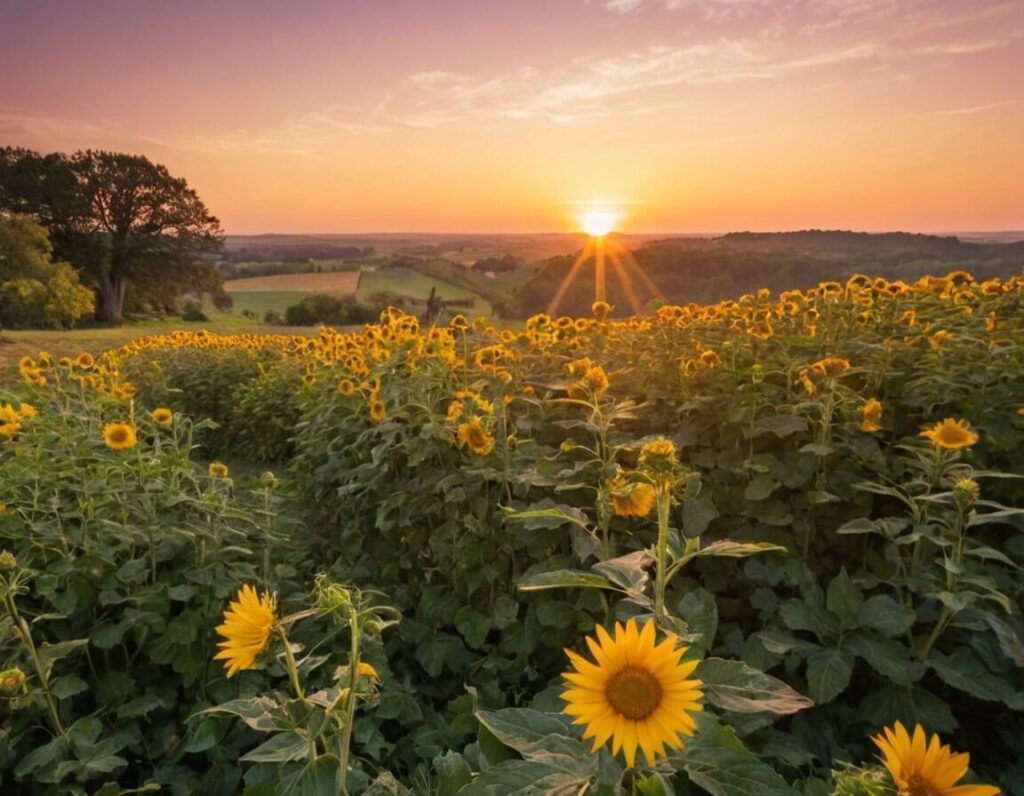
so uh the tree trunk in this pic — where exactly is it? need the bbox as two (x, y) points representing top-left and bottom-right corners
(97, 275), (126, 325)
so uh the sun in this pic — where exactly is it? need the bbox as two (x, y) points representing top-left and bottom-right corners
(579, 210), (619, 237)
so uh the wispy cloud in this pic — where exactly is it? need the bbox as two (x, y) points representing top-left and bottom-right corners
(907, 99), (1017, 118)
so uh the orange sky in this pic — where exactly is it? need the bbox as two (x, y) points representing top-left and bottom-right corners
(1, 0), (1022, 234)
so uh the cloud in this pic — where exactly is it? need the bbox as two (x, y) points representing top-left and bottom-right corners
(907, 99), (1017, 118)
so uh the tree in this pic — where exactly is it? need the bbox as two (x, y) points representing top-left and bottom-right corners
(0, 147), (223, 323)
(0, 214), (95, 329)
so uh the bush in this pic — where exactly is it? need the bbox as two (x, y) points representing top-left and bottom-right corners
(283, 294), (379, 326)
(180, 298), (208, 322)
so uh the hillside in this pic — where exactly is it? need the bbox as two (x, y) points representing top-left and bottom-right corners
(510, 230), (1024, 317)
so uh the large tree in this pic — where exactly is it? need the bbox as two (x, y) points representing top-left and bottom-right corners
(0, 147), (223, 323)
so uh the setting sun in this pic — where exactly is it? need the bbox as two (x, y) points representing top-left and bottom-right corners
(579, 211), (619, 238)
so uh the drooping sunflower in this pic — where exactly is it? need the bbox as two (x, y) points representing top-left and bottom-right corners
(102, 422), (137, 451)
(859, 398), (883, 432)
(609, 476), (656, 518)
(213, 584), (277, 678)
(920, 418), (978, 450)
(369, 399), (387, 425)
(562, 618), (703, 768)
(151, 407), (174, 426)
(457, 416), (495, 456)
(810, 356), (851, 379)
(209, 461), (230, 478)
(872, 721), (999, 796)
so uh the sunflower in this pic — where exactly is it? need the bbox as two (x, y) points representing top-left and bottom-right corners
(609, 476), (656, 518)
(562, 619), (703, 768)
(369, 399), (387, 425)
(213, 584), (277, 678)
(457, 416), (495, 456)
(102, 422), (137, 450)
(151, 407), (173, 426)
(592, 300), (612, 320)
(920, 418), (978, 450)
(872, 721), (999, 796)
(810, 357), (851, 379)
(337, 379), (356, 397)
(209, 461), (230, 478)
(75, 352), (95, 369)
(859, 398), (883, 432)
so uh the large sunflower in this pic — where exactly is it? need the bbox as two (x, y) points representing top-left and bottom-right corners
(562, 618), (703, 768)
(872, 721), (999, 796)
(457, 416), (495, 456)
(214, 584), (277, 678)
(102, 422), (137, 451)
(920, 418), (978, 450)
(609, 476), (656, 518)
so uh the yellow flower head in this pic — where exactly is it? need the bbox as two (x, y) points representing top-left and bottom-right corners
(337, 379), (356, 397)
(369, 399), (387, 425)
(456, 416), (495, 457)
(562, 619), (703, 768)
(920, 418), (978, 450)
(102, 422), (137, 451)
(872, 721), (999, 796)
(151, 407), (173, 426)
(592, 300), (612, 321)
(859, 398), (883, 433)
(582, 365), (610, 398)
(213, 584), (277, 678)
(639, 438), (676, 477)
(810, 357), (851, 379)
(209, 461), (230, 478)
(75, 352), (95, 369)
(609, 476), (657, 518)
(929, 330), (952, 350)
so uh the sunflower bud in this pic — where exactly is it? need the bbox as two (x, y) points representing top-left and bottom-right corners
(0, 550), (16, 572)
(0, 666), (26, 693)
(953, 478), (980, 507)
(260, 471), (278, 487)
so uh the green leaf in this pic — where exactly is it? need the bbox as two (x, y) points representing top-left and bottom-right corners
(454, 606), (492, 649)
(698, 658), (813, 715)
(805, 650), (852, 704)
(745, 474), (779, 501)
(682, 495), (719, 537)
(535, 601), (575, 629)
(843, 631), (926, 686)
(929, 647), (1024, 709)
(858, 594), (917, 637)
(826, 569), (862, 631)
(14, 735), (67, 777)
(670, 713), (798, 795)
(754, 414), (808, 439)
(52, 674), (89, 699)
(38, 638), (89, 671)
(240, 730), (310, 763)
(475, 708), (589, 761)
(458, 760), (594, 795)
(517, 570), (622, 593)
(695, 540), (788, 560)
(678, 588), (718, 658)
(433, 751), (472, 796)
(779, 600), (839, 642)
(199, 696), (287, 732)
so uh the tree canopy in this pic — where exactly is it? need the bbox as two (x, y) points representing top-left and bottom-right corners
(0, 147), (223, 323)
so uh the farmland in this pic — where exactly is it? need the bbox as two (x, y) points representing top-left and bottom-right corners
(2, 271), (1022, 794)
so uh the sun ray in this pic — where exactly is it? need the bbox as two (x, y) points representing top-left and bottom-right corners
(607, 247), (644, 315)
(548, 238), (595, 316)
(614, 241), (667, 302)
(594, 237), (606, 302)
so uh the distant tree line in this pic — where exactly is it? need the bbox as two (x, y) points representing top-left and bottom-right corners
(0, 147), (223, 325)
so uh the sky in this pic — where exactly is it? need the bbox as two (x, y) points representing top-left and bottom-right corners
(1, 0), (1022, 234)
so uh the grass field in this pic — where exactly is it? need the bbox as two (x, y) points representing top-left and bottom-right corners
(223, 271), (363, 294)
(358, 267), (493, 314)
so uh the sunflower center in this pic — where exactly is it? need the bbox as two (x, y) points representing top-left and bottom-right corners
(905, 774), (942, 796)
(605, 666), (663, 720)
(110, 428), (127, 443)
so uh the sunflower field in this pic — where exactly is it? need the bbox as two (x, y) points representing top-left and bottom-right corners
(2, 271), (1023, 795)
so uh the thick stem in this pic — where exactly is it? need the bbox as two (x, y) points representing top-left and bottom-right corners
(5, 594), (66, 737)
(654, 486), (671, 617)
(276, 625), (306, 704)
(337, 611), (361, 796)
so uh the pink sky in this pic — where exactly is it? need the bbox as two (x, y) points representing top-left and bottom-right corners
(1, 0), (1022, 234)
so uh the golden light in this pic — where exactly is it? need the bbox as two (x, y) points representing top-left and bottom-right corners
(579, 210), (619, 237)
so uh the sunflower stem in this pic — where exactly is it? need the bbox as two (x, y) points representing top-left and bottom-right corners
(337, 609), (361, 796)
(276, 625), (306, 704)
(654, 485), (670, 618)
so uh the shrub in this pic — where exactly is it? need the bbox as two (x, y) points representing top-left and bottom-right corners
(181, 298), (208, 322)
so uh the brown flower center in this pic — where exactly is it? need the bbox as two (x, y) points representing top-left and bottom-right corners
(605, 666), (663, 720)
(905, 774), (942, 796)
(109, 428), (128, 443)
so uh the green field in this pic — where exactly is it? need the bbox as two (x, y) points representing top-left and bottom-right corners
(358, 267), (493, 314)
